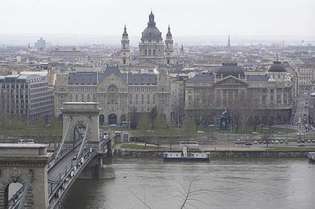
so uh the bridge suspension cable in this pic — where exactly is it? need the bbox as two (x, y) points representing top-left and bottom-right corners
(49, 123), (71, 169)
(76, 123), (89, 160)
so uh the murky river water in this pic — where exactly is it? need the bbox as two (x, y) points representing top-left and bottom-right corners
(63, 159), (315, 209)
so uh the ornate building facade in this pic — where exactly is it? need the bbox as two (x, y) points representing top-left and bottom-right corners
(184, 62), (297, 126)
(54, 65), (172, 125)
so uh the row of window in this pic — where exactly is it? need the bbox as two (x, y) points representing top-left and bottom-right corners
(129, 94), (157, 105)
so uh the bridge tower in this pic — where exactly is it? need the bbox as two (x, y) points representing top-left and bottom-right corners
(0, 144), (50, 209)
(61, 102), (100, 146)
(61, 102), (110, 178)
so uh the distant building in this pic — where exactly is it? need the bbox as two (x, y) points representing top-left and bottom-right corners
(120, 12), (176, 66)
(34, 37), (46, 51)
(0, 73), (54, 121)
(296, 67), (314, 92)
(184, 62), (296, 126)
(50, 47), (87, 63)
(227, 35), (231, 49)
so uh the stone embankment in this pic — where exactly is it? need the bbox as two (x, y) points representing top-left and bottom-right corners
(115, 149), (307, 159)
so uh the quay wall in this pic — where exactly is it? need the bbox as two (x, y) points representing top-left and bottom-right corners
(114, 149), (307, 159)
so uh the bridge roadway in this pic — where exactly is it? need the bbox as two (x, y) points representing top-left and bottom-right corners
(47, 144), (97, 209)
(48, 146), (79, 193)
(47, 138), (109, 209)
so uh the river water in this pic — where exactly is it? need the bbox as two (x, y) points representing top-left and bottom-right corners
(63, 159), (315, 209)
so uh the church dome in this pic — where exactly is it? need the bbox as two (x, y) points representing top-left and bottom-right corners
(269, 61), (286, 72)
(141, 12), (162, 42)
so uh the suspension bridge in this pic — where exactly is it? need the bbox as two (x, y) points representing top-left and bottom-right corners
(0, 102), (113, 209)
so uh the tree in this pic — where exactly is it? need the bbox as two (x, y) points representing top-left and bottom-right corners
(138, 113), (151, 130)
(149, 106), (158, 129)
(153, 114), (168, 129)
(129, 107), (139, 129)
(130, 178), (211, 209)
(183, 117), (197, 133)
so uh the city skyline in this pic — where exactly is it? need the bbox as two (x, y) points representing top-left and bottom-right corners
(0, 0), (314, 39)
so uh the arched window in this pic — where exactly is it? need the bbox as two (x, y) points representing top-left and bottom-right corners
(108, 84), (118, 92)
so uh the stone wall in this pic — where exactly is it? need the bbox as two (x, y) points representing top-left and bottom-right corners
(114, 149), (308, 159)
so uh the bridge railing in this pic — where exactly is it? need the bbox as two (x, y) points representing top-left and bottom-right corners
(9, 180), (31, 209)
(8, 186), (24, 209)
(48, 139), (85, 171)
(48, 144), (97, 209)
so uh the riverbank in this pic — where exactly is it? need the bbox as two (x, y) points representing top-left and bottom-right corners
(114, 148), (312, 159)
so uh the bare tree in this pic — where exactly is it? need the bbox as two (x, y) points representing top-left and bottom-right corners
(130, 178), (211, 209)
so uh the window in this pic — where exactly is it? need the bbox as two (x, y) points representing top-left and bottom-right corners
(129, 95), (132, 104)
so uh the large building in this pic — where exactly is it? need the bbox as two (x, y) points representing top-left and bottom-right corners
(0, 73), (54, 121)
(54, 65), (172, 126)
(120, 12), (176, 66)
(184, 61), (297, 126)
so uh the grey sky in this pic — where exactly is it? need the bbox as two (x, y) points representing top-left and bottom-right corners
(0, 0), (314, 38)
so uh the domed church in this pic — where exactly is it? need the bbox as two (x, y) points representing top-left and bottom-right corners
(120, 12), (175, 66)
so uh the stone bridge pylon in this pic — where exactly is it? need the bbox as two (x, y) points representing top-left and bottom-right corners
(0, 144), (50, 209)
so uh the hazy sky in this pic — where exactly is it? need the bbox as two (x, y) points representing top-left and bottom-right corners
(0, 0), (314, 38)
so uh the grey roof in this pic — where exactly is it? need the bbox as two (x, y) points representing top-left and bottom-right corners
(68, 65), (158, 86)
(128, 73), (157, 85)
(269, 61), (286, 72)
(102, 65), (123, 78)
(1, 74), (42, 82)
(246, 74), (269, 81)
(189, 72), (214, 83)
(68, 72), (98, 85)
(215, 63), (245, 78)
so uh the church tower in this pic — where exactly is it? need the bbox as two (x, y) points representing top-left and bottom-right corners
(139, 12), (165, 64)
(165, 25), (174, 65)
(227, 35), (231, 49)
(121, 25), (130, 65)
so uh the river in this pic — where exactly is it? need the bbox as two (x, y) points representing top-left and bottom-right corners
(63, 159), (315, 209)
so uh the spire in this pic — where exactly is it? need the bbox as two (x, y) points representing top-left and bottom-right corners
(227, 35), (231, 48)
(148, 11), (156, 27)
(166, 25), (172, 39)
(122, 25), (128, 38)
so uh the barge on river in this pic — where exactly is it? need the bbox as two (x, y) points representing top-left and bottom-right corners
(163, 147), (210, 162)
(307, 152), (315, 162)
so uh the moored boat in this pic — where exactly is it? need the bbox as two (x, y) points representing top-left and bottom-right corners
(163, 146), (209, 162)
(307, 152), (315, 162)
